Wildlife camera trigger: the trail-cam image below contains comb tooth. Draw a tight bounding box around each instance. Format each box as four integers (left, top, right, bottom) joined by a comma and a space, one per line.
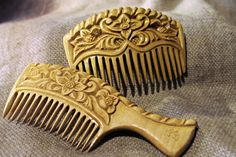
67, 115, 85, 142
118, 55, 128, 86
28, 97, 48, 125
174, 48, 182, 77
157, 47, 167, 82
146, 52, 154, 84
125, 50, 135, 85
111, 57, 121, 89
71, 118, 89, 145
163, 46, 173, 80
22, 95, 42, 123
57, 108, 75, 135
98, 57, 106, 81
140, 53, 148, 84
81, 125, 99, 152
45, 103, 64, 131
86, 132, 100, 152
84, 59, 91, 74
151, 49, 161, 82
104, 57, 113, 85
91, 57, 98, 77
39, 101, 59, 128
76, 121, 94, 149
61, 110, 79, 138
49, 105, 69, 133
16, 94, 36, 122
33, 98, 53, 126
10, 93, 30, 121
3, 92, 18, 118
179, 49, 186, 73
168, 47, 178, 79
131, 52, 142, 86
78, 62, 83, 71
6, 92, 24, 119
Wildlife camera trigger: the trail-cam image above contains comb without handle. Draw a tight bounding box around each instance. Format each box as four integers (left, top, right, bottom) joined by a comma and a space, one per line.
3, 64, 196, 157
64, 7, 186, 94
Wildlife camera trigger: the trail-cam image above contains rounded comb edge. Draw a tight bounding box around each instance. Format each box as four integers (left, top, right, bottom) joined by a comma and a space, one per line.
63, 7, 187, 95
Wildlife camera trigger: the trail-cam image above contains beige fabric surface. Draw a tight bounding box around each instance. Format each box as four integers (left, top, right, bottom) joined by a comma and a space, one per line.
0, 0, 236, 156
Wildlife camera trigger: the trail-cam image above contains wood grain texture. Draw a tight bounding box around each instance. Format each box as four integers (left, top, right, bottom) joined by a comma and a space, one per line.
3, 64, 197, 157
63, 7, 186, 94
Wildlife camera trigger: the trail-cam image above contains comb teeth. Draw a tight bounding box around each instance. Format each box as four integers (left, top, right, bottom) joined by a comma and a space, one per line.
77, 46, 185, 95
3, 91, 100, 152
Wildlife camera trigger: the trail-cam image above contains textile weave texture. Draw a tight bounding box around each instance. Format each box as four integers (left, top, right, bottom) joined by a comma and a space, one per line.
0, 0, 236, 156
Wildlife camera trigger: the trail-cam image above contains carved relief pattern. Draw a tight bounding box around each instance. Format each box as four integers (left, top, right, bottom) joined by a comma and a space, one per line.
69, 7, 180, 59
17, 64, 120, 124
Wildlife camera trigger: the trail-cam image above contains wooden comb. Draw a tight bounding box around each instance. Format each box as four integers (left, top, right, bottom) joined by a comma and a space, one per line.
63, 7, 186, 95
3, 63, 196, 157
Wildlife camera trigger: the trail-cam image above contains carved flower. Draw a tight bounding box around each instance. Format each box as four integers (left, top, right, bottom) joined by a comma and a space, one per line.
56, 71, 87, 95
108, 14, 142, 39
80, 26, 101, 42
25, 66, 48, 80
96, 89, 119, 114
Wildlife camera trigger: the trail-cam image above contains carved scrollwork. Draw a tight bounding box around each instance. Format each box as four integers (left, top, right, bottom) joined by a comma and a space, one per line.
17, 64, 120, 124
67, 7, 181, 61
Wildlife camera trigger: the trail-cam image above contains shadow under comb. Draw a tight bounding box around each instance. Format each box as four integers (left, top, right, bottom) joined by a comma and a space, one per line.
3, 63, 196, 157
63, 7, 186, 96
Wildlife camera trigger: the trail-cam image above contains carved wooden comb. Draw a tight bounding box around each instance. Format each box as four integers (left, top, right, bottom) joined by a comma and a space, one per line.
3, 63, 196, 157
64, 7, 186, 94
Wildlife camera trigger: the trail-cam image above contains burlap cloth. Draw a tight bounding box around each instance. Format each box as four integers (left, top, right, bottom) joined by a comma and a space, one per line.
0, 0, 235, 156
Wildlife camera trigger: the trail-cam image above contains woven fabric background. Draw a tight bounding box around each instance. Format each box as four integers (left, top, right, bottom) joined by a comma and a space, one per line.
0, 0, 236, 156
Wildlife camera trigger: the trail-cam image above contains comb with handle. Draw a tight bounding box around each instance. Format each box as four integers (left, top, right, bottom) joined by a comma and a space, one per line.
63, 7, 186, 94
3, 63, 196, 157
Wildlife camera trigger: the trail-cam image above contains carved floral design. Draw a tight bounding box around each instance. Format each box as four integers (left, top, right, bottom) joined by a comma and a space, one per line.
96, 89, 119, 114
55, 71, 87, 95
68, 7, 181, 59
106, 14, 143, 39
18, 64, 120, 124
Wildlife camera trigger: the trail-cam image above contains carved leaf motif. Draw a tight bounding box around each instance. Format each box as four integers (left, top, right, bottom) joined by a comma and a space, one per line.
19, 64, 120, 125
69, 8, 180, 58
